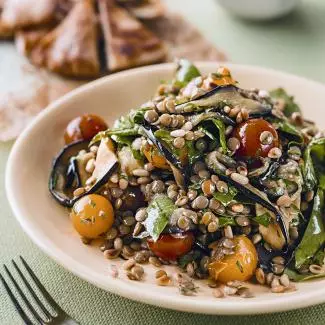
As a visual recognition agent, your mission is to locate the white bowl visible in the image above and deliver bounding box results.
[6,62,325,315]
[216,0,300,20]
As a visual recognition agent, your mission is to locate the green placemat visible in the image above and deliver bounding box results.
[2,0,325,324]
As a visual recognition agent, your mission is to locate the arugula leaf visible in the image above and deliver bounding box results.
[143,194,176,241]
[269,88,301,117]
[253,212,272,227]
[113,114,135,129]
[213,185,237,206]
[303,137,325,191]
[175,59,201,87]
[295,189,325,269]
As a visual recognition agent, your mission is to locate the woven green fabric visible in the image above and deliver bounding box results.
[2,1,325,324]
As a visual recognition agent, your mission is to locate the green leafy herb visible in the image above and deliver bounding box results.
[143,194,176,241]
[284,267,325,282]
[253,212,273,227]
[295,189,325,269]
[178,250,202,268]
[303,137,325,191]
[154,129,183,159]
[236,260,244,273]
[90,127,139,146]
[186,140,201,165]
[219,216,236,227]
[273,120,304,143]
[213,186,237,206]
[174,59,201,87]
[269,88,301,117]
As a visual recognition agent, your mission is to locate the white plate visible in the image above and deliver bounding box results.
[6,62,325,315]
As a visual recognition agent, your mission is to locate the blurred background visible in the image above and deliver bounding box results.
[1,0,324,141]
[165,0,324,82]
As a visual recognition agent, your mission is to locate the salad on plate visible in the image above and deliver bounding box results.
[49,60,325,298]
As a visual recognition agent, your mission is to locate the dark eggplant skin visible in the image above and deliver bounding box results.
[49,140,118,207]
[175,85,272,117]
[140,123,190,187]
[218,173,289,245]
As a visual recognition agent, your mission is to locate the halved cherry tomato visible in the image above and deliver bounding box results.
[232,118,279,159]
[208,235,258,283]
[147,232,194,261]
[71,194,114,239]
[64,114,108,144]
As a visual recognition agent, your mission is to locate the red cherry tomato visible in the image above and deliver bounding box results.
[232,118,279,159]
[64,114,108,144]
[147,232,194,261]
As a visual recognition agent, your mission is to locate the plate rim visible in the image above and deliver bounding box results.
[6,62,325,315]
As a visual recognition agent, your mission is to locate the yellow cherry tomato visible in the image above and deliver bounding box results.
[142,143,170,170]
[71,194,114,239]
[208,235,258,283]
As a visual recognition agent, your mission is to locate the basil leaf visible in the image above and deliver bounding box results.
[269,88,301,117]
[143,194,176,241]
[253,212,272,227]
[213,185,238,206]
[303,137,325,191]
[295,189,325,269]
[175,59,201,87]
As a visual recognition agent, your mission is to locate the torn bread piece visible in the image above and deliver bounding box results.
[99,0,167,72]
[0,0,14,38]
[118,0,165,20]
[15,28,49,56]
[1,0,57,29]
[29,0,100,78]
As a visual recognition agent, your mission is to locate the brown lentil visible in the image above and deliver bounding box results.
[216,180,228,193]
[134,250,150,264]
[276,195,292,207]
[279,274,290,287]
[149,256,162,267]
[255,268,266,285]
[192,196,209,209]
[123,258,136,270]
[271,285,285,293]
[224,225,234,239]
[159,113,172,126]
[213,288,225,298]
[156,274,172,286]
[173,137,185,149]
[268,147,282,159]
[103,249,121,259]
[230,172,249,185]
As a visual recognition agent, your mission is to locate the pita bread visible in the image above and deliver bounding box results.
[118,0,165,20]
[1,0,56,29]
[29,0,100,78]
[99,0,167,72]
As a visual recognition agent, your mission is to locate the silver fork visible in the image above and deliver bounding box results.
[0,256,80,325]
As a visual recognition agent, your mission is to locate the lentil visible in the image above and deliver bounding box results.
[173,137,185,149]
[255,268,265,285]
[230,173,249,185]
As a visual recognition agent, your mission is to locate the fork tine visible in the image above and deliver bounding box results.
[20,256,62,312]
[4,265,44,325]
[12,260,53,321]
[0,272,34,325]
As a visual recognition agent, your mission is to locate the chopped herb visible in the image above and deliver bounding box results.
[253,212,272,227]
[236,260,244,273]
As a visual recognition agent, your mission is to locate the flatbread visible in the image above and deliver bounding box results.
[99,0,167,72]
[118,0,165,20]
[1,0,56,29]
[29,0,100,78]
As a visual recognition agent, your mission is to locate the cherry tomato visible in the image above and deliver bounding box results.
[148,232,194,261]
[232,118,279,159]
[208,235,258,283]
[64,114,108,144]
[71,194,114,239]
[142,143,170,170]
